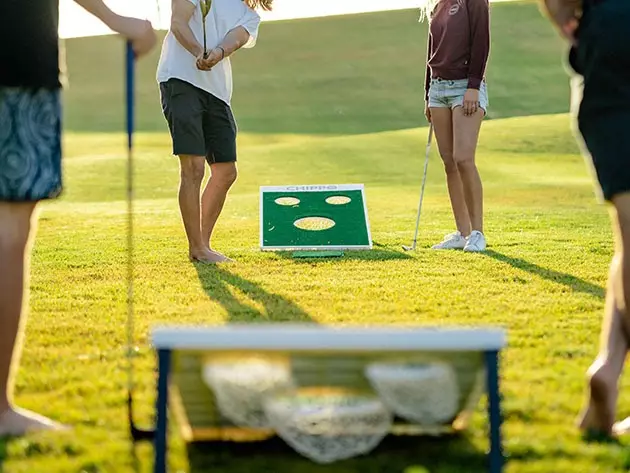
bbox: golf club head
[128,394,155,442]
[402,244,416,252]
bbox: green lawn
[3,1,630,472]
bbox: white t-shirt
[156,0,261,105]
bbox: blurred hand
[110,17,157,58]
[560,17,579,45]
[424,103,431,123]
[462,89,480,116]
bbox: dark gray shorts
[159,78,237,164]
[0,87,62,202]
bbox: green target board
[260,184,372,252]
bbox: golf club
[124,41,155,443]
[403,123,434,251]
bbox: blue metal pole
[154,349,172,473]
[485,350,505,473]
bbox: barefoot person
[157,0,272,263]
[421,0,491,252]
[540,0,630,438]
[0,1,156,436]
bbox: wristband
[216,46,226,59]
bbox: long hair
[245,0,274,11]
[418,0,441,22]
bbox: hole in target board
[325,196,352,205]
[294,217,336,231]
[275,197,301,206]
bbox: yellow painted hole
[275,197,300,206]
[325,196,352,205]
[294,217,336,231]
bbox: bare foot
[189,248,234,264]
[577,362,617,438]
[0,407,68,437]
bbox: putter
[403,123,434,252]
[124,41,155,443]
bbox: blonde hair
[418,0,441,22]
[245,0,273,11]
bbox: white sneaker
[464,230,486,252]
[432,231,467,250]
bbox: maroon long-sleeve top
[424,0,491,101]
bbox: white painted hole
[294,217,335,231]
[275,197,301,206]
[325,196,351,205]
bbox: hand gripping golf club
[403,124,434,252]
[125,41,156,443]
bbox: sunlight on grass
[4,2,628,473]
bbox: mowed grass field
[3,1,630,472]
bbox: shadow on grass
[484,250,605,299]
[194,264,316,323]
[186,433,488,473]
[274,241,413,264]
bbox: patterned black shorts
[0,88,62,202]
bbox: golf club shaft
[124,40,156,443]
[409,124,433,249]
[126,39,135,393]
[125,40,142,439]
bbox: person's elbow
[237,27,253,47]
[170,16,188,38]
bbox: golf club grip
[126,41,135,150]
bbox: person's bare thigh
[452,107,484,163]
[0,202,37,246]
[429,108,454,164]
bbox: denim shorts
[428,78,489,114]
[0,87,63,202]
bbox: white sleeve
[237,6,261,49]
[185,0,199,6]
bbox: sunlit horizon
[59,0,426,39]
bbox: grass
[2,1,629,472]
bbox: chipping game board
[260,184,372,252]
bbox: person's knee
[613,194,630,237]
[588,357,618,388]
[179,156,206,185]
[0,204,35,254]
[441,155,458,175]
[212,163,238,188]
[455,156,476,174]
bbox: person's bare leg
[0,202,65,436]
[201,162,237,263]
[603,193,630,435]
[430,107,471,236]
[452,106,485,233]
[177,155,216,262]
[577,254,627,436]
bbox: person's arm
[171,0,204,58]
[198,26,251,70]
[217,26,252,58]
[466,0,490,91]
[199,8,261,70]
[73,0,156,57]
